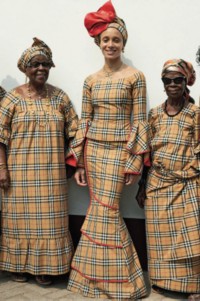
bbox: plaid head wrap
[17,37,55,73]
[161,59,196,101]
[84,0,128,46]
[161,59,196,86]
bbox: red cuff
[65,155,77,167]
[144,157,151,167]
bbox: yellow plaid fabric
[0,86,6,100]
[67,70,149,173]
[0,87,78,275]
[67,139,147,299]
[145,103,200,293]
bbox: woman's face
[100,27,123,60]
[162,71,186,100]
[25,55,51,86]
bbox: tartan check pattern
[0,88,78,274]
[145,103,200,292]
[0,86,6,100]
[66,71,149,172]
[67,139,147,299]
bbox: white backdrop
[0,0,200,218]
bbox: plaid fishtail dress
[66,70,149,299]
[0,87,78,275]
[145,103,200,293]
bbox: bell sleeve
[65,78,93,167]
[125,71,150,174]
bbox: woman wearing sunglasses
[0,38,78,286]
[136,59,200,300]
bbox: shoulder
[123,65,146,81]
[148,103,164,118]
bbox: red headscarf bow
[84,1,116,37]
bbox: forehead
[30,54,49,62]
[164,71,184,78]
[100,27,122,39]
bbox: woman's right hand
[0,168,10,190]
[135,181,146,208]
[74,167,87,186]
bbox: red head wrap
[84,1,128,46]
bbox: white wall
[0,0,200,218]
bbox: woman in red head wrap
[136,59,200,301]
[66,1,149,299]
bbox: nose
[107,40,114,47]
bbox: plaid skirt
[145,167,200,293]
[0,167,73,275]
[67,139,147,300]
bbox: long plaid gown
[0,87,78,275]
[66,70,149,299]
[145,103,200,293]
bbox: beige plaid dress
[66,70,149,299]
[0,87,78,275]
[145,103,200,293]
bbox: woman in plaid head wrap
[0,38,78,285]
[136,59,200,300]
[66,1,149,299]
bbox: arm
[0,143,10,189]
[125,71,149,180]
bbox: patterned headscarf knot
[84,0,128,46]
[161,59,196,86]
[17,37,55,73]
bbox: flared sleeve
[125,72,150,174]
[66,78,93,167]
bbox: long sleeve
[66,78,93,167]
[125,72,150,174]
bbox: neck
[104,58,123,71]
[167,97,183,107]
[27,82,48,100]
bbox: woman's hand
[0,168,10,190]
[74,167,87,186]
[135,181,146,208]
[124,173,139,186]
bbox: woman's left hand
[124,174,139,185]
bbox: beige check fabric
[0,86,6,100]
[67,71,149,172]
[0,87,78,274]
[145,103,200,292]
[67,139,147,299]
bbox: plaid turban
[17,37,55,73]
[161,59,196,86]
[84,0,128,46]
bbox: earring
[122,48,125,53]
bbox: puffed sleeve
[0,92,16,146]
[62,93,78,139]
[125,71,150,174]
[65,77,93,167]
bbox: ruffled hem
[0,234,74,275]
[126,121,150,155]
[65,119,89,164]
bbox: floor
[0,271,190,300]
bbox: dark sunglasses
[161,77,186,85]
[27,61,52,68]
